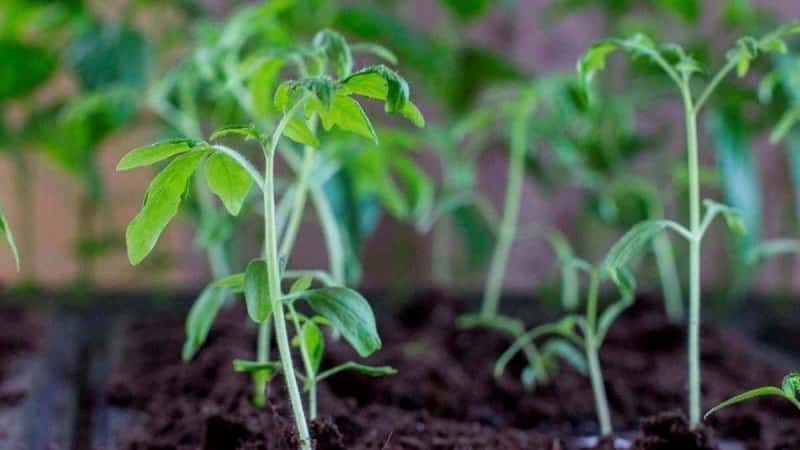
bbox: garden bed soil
[95,292,799,449]
[0,307,81,450]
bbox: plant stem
[258,99,312,450]
[253,318,272,407]
[586,270,612,436]
[681,85,703,427]
[288,303,317,419]
[279,145,316,261]
[481,114,527,318]
[12,153,35,283]
[652,233,684,322]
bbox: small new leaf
[204,152,253,215]
[284,116,320,148]
[304,287,381,357]
[244,259,272,322]
[301,321,324,373]
[341,65,410,113]
[117,139,203,171]
[290,275,313,294]
[183,285,226,361]
[313,29,353,78]
[126,151,207,265]
[577,41,617,95]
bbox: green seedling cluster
[578,23,800,427]
[705,372,800,418]
[118,29,423,450]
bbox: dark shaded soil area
[106,292,799,449]
[0,307,43,407]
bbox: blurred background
[1,0,799,301]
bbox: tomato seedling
[118,29,423,450]
[578,23,800,426]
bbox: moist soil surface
[106,292,799,450]
[0,307,43,408]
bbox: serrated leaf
[126,151,207,265]
[340,64,410,113]
[204,151,253,215]
[313,29,353,78]
[183,285,226,361]
[251,57,285,118]
[304,287,381,357]
[117,139,203,171]
[705,386,791,419]
[244,259,272,322]
[290,275,313,294]
[313,94,377,142]
[284,116,320,148]
[0,206,19,271]
[210,125,259,141]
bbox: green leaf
[705,386,791,419]
[542,338,587,374]
[183,285,226,361]
[117,139,203,171]
[244,259,272,322]
[340,65,410,113]
[213,272,245,291]
[544,230,579,311]
[0,206,20,271]
[68,21,150,91]
[290,275,313,294]
[402,101,426,127]
[204,151,253,215]
[317,361,397,381]
[313,29,353,78]
[314,94,377,142]
[440,0,495,20]
[783,373,800,399]
[232,359,281,374]
[210,125,259,141]
[654,0,699,22]
[126,151,207,265]
[301,321,324,373]
[603,220,684,273]
[596,284,635,346]
[303,287,381,357]
[704,199,746,236]
[284,117,320,148]
[577,41,617,97]
[251,57,286,118]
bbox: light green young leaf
[284,116,320,148]
[210,125,260,141]
[313,29,353,78]
[730,38,758,78]
[703,199,746,236]
[783,373,800,399]
[126,151,208,265]
[183,285,226,361]
[603,220,688,274]
[0,206,19,271]
[705,386,793,419]
[577,40,617,94]
[301,320,324,373]
[544,230,580,311]
[314,94,378,142]
[244,258,272,323]
[290,275,313,294]
[303,287,381,357]
[117,139,203,171]
[213,272,245,291]
[204,151,253,215]
[317,361,397,381]
[543,338,587,374]
[251,57,286,118]
[340,64,410,113]
[402,101,426,127]
[350,42,398,65]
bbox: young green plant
[705,372,800,419]
[578,24,800,426]
[494,236,637,436]
[118,29,423,450]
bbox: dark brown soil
[0,307,43,407]
[106,292,799,450]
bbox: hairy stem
[585,270,612,435]
[481,111,528,318]
[682,86,703,427]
